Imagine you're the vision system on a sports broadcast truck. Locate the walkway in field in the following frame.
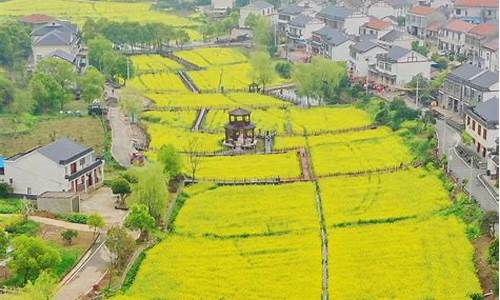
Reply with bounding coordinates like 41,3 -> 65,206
192,108 -> 208,131
298,148 -> 313,181
178,71 -> 200,93
108,105 -> 132,168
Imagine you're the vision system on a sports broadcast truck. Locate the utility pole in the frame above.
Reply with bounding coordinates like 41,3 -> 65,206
415,75 -> 419,108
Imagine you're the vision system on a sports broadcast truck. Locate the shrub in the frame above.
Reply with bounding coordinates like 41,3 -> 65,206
61,229 -> 79,245
57,213 -> 88,224
489,238 -> 499,265
0,183 -> 12,198
5,219 -> 40,236
274,61 -> 292,79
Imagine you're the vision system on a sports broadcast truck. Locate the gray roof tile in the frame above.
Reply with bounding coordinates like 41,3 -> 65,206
37,138 -> 92,165
279,4 -> 304,15
289,14 -> 313,27
379,29 -> 403,42
318,6 -> 353,20
386,46 -> 410,60
351,40 -> 378,52
450,63 -> 483,80
246,0 -> 273,10
314,26 -> 349,45
473,97 -> 499,124
470,71 -> 499,89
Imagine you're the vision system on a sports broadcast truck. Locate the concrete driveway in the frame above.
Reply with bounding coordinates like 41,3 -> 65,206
81,187 -> 127,227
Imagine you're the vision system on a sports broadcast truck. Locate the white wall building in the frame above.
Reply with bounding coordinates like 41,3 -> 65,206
4,138 -> 104,197
286,14 -> 324,50
438,19 -> 474,54
464,96 -> 499,158
343,13 -> 370,36
367,0 -> 412,19
211,0 -> 234,9
479,38 -> 499,72
453,0 -> 498,23
31,21 -> 80,66
349,40 -> 387,77
310,26 -> 354,61
377,29 -> 417,49
359,17 -> 393,37
239,0 -> 275,28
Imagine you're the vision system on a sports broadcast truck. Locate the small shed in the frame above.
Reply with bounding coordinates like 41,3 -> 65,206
223,108 -> 257,149
37,191 -> 80,214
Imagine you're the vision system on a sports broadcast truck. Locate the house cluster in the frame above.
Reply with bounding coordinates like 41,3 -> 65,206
18,14 -> 85,70
1,138 -> 104,213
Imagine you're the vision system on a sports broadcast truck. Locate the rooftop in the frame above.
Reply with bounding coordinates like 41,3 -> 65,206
407,5 -> 435,16
244,0 -> 273,10
229,108 -> 251,116
318,6 -> 353,20
444,19 -> 475,32
351,40 -> 379,53
483,38 -> 499,51
471,97 -> 499,124
363,17 -> 392,31
386,46 -> 411,60
470,71 -> 499,89
468,23 -> 498,37
37,138 -> 92,165
449,63 -> 483,80
289,14 -> 314,27
379,29 -> 404,42
314,26 -> 349,46
47,49 -> 76,63
279,4 -> 305,15
455,0 -> 498,7
18,14 -> 54,24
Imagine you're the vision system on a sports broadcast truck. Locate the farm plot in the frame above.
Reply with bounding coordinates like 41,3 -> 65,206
142,111 -> 196,129
175,182 -> 318,236
185,152 -> 302,180
310,135 -> 412,175
130,55 -> 183,74
114,232 -> 322,300
147,123 -> 223,152
128,73 -> 188,93
289,106 -> 371,134
175,47 -> 248,67
329,217 -> 481,299
319,168 -> 450,226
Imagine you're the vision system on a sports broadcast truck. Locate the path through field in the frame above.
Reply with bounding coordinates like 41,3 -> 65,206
108,106 -> 132,167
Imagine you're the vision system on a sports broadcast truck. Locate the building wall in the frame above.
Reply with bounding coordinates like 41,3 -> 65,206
454,6 -> 498,20
465,113 -> 499,157
239,7 -> 275,28
392,60 -> 431,85
37,195 -> 80,214
352,46 -> 387,76
5,152 -> 68,196
439,29 -> 467,54
331,40 -> 354,61
212,0 -> 234,9
32,44 -> 75,65
368,2 -> 396,19
344,15 -> 370,35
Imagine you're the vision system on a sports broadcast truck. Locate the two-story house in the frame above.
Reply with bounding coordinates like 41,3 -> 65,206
479,38 -> 499,72
464,23 -> 499,69
368,46 -> 431,86
377,29 -> 417,49
439,63 -> 499,114
349,40 -> 387,77
4,138 -> 104,197
367,0 -> 413,19
464,96 -> 499,158
278,4 -> 306,34
31,20 -> 80,66
438,19 -> 475,54
406,5 -> 444,38
453,0 -> 498,23
359,17 -> 393,37
286,14 -> 324,50
310,26 -> 354,61
239,1 -> 275,28
211,0 -> 235,13
317,6 -> 354,30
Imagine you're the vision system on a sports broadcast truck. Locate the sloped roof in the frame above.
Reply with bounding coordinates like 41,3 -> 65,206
37,138 -> 91,165
289,14 -> 314,27
351,40 -> 378,53
33,30 -> 72,46
19,14 -> 54,24
46,49 -> 76,63
386,46 -> 410,60
245,0 -> 273,10
426,21 -> 444,32
470,71 -> 499,89
468,23 -> 498,37
450,63 -> 483,80
455,0 -> 498,7
408,5 -> 435,15
318,6 -> 353,20
279,4 -> 304,15
472,97 -> 499,124
314,26 -> 349,46
229,108 -> 251,116
32,21 -> 77,37
483,38 -> 499,51
363,17 -> 392,31
444,19 -> 475,32
379,29 -> 403,42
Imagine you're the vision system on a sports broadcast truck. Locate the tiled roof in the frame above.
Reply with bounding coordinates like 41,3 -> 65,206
386,46 -> 411,60
483,38 -> 499,51
470,71 -> 499,89
279,4 -> 304,15
426,21 -> 444,32
314,26 -> 349,46
379,29 -> 403,42
18,14 -> 54,24
37,138 -> 91,165
455,0 -> 498,7
289,14 -> 314,27
450,63 -> 483,80
444,19 -> 475,33
47,49 -> 76,63
351,40 -> 378,53
245,0 -> 273,10
318,6 -> 353,20
472,97 -> 499,124
363,17 -> 392,30
468,23 -> 498,37
33,30 -> 73,46
407,5 -> 435,15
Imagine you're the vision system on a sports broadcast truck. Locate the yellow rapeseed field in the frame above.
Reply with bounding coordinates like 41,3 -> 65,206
130,55 -> 183,74
175,182 -> 318,236
128,73 -> 189,93
329,217 -> 481,299
320,168 -> 450,225
142,111 -> 196,129
114,232 -> 322,300
175,47 -> 248,67
185,152 -> 302,180
147,123 -> 222,152
310,135 -> 412,175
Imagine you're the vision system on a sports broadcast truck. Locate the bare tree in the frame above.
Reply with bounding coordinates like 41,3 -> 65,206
184,136 -> 202,181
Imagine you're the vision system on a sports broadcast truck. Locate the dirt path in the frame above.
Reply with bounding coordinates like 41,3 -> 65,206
298,149 -> 313,181
108,106 -> 132,167
29,216 -> 94,232
474,235 -> 498,299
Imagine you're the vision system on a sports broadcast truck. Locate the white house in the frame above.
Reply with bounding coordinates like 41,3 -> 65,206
464,96 -> 499,158
286,14 -> 324,50
437,19 -> 474,54
465,24 -> 499,70
367,0 -> 413,19
368,46 -> 431,87
405,5 -> 444,38
310,26 -> 354,61
239,0 -> 275,28
349,40 -> 387,77
316,6 -> 354,30
359,17 -> 393,37
377,29 -> 417,49
31,20 -> 80,66
278,4 -> 306,34
343,12 -> 370,36
479,38 -> 499,72
439,63 -> 499,114
211,0 -> 235,10
453,0 -> 498,23
4,138 -> 104,197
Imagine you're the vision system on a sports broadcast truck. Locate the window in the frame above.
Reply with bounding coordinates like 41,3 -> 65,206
488,10 -> 492,15
70,162 -> 77,174
467,116 -> 470,125
483,128 -> 487,139
9,178 -> 13,184
478,124 -> 482,135
455,9 -> 461,15
27,187 -> 31,195
472,120 -> 476,130
79,157 -> 85,166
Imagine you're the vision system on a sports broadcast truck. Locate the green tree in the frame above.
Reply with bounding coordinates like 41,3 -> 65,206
249,51 -> 275,91
87,35 -> 113,71
79,66 -> 105,103
120,88 -> 142,123
105,226 -> 135,269
0,22 -> 32,66
8,90 -> 34,115
111,177 -> 131,205
134,163 -> 168,223
157,144 -> 183,178
61,229 -> 78,245
9,236 -> 61,284
275,61 -> 292,79
411,41 -> 429,57
0,231 -> 9,258
4,271 -> 58,300
87,213 -> 106,237
250,16 -> 275,54
124,204 -> 155,241
0,73 -> 15,111
407,74 -> 432,105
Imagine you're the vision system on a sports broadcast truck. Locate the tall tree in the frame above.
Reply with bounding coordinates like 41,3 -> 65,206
134,163 -> 168,223
0,73 -> 15,111
249,51 -> 275,91
87,213 -> 106,237
0,22 -> 32,66
157,144 -> 183,178
124,204 -> 155,241
88,35 -> 113,71
4,271 -> 57,300
79,66 -> 105,103
106,226 -> 135,269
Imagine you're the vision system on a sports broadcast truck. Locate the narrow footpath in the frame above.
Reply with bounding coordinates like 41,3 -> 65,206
108,105 -> 132,168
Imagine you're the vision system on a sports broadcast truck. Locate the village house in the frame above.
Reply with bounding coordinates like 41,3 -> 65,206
367,0 -> 413,19
377,29 -> 417,49
310,26 -> 354,61
18,14 -> 55,28
316,6 -> 354,30
239,0 -> 275,28
210,0 -> 235,15
487,137 -> 499,180
4,138 -> 104,197
438,19 -> 475,54
368,46 -> 430,87
464,96 -> 499,159
359,17 -> 393,37
31,20 -> 81,67
479,38 -> 499,72
464,23 -> 499,69
439,63 -> 499,114
406,5 -> 445,38
286,14 -> 324,50
453,0 -> 498,23
349,40 -> 387,77
278,4 -> 306,34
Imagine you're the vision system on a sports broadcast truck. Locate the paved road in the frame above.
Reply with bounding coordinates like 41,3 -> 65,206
108,106 -> 132,167
435,119 -> 498,213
